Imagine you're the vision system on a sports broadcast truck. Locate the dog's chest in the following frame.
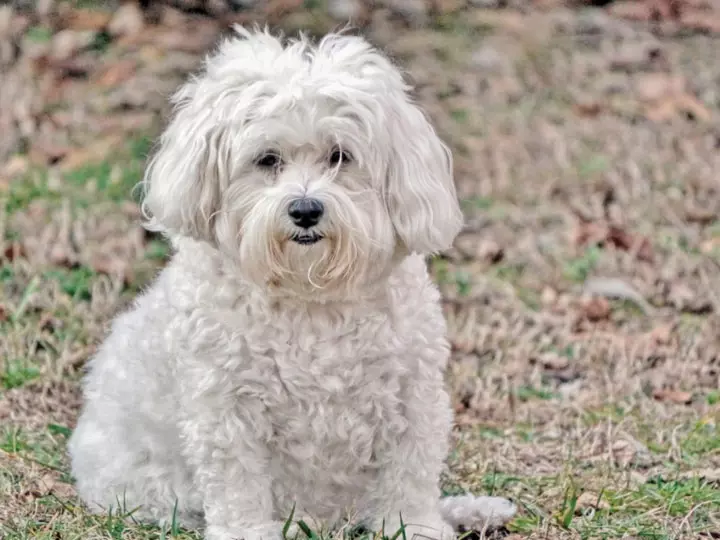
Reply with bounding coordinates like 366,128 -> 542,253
243,307 -> 408,489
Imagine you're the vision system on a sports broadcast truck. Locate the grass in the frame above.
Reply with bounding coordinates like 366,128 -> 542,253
2,2 -> 720,540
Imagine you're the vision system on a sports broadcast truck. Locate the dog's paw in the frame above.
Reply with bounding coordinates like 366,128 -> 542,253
438,495 -> 516,531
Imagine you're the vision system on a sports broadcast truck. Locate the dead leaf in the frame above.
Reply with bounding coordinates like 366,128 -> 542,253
266,0 -> 304,19
57,135 -> 124,172
91,111 -> 155,134
37,472 -> 77,499
90,252 -> 134,285
0,155 -> 28,179
681,8 -> 720,33
431,0 -> 465,14
668,283 -> 713,314
95,59 -> 137,87
581,296 -> 611,322
108,2 -> 145,38
653,388 -> 693,404
608,1 -> 655,22
574,219 -> 654,262
575,491 -> 610,514
541,287 -> 558,307
50,29 -> 97,61
573,100 -> 604,118
680,468 -> 720,483
685,204 -> 717,225
611,436 -> 652,468
701,237 -> 720,254
635,73 -> 711,123
674,93 -> 712,122
0,304 -> 7,322
121,201 -> 142,219
573,219 -> 609,247
28,140 -> 72,167
607,225 -> 655,262
48,244 -> 77,268
60,8 -> 112,31
469,9 -> 527,33
648,323 -> 674,346
609,0 -> 690,22
532,352 -> 570,371
451,335 -> 476,355
453,235 -> 504,263
154,24 -> 220,53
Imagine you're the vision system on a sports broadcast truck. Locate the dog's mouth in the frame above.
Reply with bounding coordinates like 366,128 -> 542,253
291,232 -> 323,245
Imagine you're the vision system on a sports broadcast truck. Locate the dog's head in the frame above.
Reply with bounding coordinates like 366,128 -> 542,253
142,26 -> 463,299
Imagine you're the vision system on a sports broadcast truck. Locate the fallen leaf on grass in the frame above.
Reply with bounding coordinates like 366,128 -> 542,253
541,286 -> 558,307
608,0 -> 693,23
90,252 -> 135,285
454,235 -> 504,263
430,0 -> 465,14
667,282 -> 713,314
573,100 -> 605,118
648,323 -> 675,346
95,59 -> 137,87
153,24 -> 220,54
57,135 -> 124,172
48,243 -> 78,268
37,472 -> 77,499
575,491 -> 610,514
580,296 -> 611,322
531,352 -> 570,371
653,388 -> 693,404
681,8 -> 720,33
611,436 -> 653,468
58,8 -> 112,31
469,9 -> 527,33
108,2 -> 145,38
685,204 -> 716,225
608,2 -> 656,22
635,73 -> 711,123
28,140 -> 72,167
0,155 -> 29,179
574,219 -> 654,263
52,29 -> 98,61
3,242 -> 26,261
266,0 -> 305,16
680,468 -> 720,484
701,237 -> 720,254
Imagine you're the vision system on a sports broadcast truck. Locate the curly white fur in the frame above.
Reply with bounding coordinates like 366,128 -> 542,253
67,26 -> 516,540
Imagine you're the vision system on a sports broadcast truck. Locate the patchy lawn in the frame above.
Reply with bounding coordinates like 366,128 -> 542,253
1,1 -> 719,539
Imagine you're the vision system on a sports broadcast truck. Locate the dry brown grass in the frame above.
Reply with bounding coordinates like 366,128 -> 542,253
1,1 -> 719,539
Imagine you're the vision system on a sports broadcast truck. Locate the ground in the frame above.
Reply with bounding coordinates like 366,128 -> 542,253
1,1 -> 719,539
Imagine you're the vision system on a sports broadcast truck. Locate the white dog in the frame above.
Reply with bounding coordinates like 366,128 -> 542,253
68,26 -> 516,540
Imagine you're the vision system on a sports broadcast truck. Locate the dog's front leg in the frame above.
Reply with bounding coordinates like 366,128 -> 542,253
179,386 -> 280,540
368,375 -> 455,540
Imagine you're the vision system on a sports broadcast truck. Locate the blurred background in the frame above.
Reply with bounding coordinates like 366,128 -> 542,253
1,1 -> 719,538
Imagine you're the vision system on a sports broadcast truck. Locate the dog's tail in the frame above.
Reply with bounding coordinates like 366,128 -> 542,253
438,494 -> 517,532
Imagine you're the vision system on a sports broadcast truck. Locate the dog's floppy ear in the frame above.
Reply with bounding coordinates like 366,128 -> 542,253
385,98 -> 464,255
141,81 -> 229,244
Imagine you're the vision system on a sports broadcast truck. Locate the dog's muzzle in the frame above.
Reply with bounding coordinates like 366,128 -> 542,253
291,232 -> 323,245
288,198 -> 324,245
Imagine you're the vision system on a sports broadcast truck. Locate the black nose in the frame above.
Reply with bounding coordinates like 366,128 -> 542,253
288,198 -> 324,229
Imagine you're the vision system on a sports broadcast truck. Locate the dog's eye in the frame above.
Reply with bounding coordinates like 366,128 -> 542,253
329,147 -> 352,166
256,153 -> 281,168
